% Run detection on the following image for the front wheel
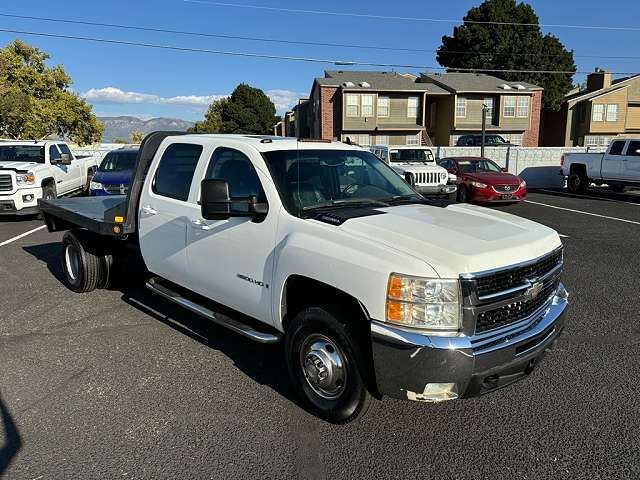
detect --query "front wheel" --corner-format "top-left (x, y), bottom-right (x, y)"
top-left (567, 172), bottom-right (588, 193)
top-left (457, 185), bottom-right (470, 203)
top-left (284, 307), bottom-right (372, 423)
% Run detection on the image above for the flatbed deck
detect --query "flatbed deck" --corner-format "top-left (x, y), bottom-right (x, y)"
top-left (39, 196), bottom-right (129, 236)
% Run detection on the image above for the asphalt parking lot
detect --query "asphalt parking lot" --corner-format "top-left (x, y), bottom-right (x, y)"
top-left (1, 189), bottom-right (639, 480)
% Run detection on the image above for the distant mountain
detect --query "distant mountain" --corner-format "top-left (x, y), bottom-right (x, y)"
top-left (98, 116), bottom-right (195, 142)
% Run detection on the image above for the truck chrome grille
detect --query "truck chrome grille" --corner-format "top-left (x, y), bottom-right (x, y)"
top-left (476, 249), bottom-right (563, 298)
top-left (0, 174), bottom-right (12, 191)
top-left (475, 279), bottom-right (559, 333)
top-left (104, 184), bottom-right (127, 194)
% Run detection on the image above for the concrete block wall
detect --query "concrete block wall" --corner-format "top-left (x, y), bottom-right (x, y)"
top-left (433, 146), bottom-right (606, 188)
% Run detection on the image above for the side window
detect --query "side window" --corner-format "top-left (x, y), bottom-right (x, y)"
top-left (152, 143), bottom-right (203, 201)
top-left (206, 148), bottom-right (265, 202)
top-left (49, 145), bottom-right (61, 162)
top-left (58, 144), bottom-right (73, 159)
top-left (609, 141), bottom-right (626, 156)
top-left (628, 140), bottom-right (640, 157)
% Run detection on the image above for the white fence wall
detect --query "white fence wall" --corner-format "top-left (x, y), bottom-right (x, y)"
top-left (432, 146), bottom-right (606, 188)
top-left (73, 144), bottom-right (130, 161)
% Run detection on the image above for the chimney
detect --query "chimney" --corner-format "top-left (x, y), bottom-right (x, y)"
top-left (586, 67), bottom-right (613, 92)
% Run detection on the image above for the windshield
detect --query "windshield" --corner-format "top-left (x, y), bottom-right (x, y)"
top-left (262, 149), bottom-right (420, 216)
top-left (0, 145), bottom-right (45, 164)
top-left (457, 159), bottom-right (502, 173)
top-left (99, 151), bottom-right (137, 172)
top-left (390, 149), bottom-right (434, 163)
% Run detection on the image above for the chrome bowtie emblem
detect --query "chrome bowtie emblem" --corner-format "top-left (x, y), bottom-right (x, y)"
top-left (524, 281), bottom-right (543, 300)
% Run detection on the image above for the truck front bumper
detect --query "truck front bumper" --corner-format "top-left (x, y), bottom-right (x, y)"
top-left (415, 184), bottom-right (457, 196)
top-left (0, 187), bottom-right (43, 215)
top-left (370, 284), bottom-right (568, 401)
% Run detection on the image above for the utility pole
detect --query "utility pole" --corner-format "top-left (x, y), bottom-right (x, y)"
top-left (481, 103), bottom-right (487, 158)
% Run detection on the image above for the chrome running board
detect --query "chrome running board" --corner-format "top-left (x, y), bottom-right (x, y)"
top-left (145, 276), bottom-right (281, 344)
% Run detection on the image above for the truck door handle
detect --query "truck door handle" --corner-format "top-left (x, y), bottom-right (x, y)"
top-left (190, 219), bottom-right (213, 230)
top-left (141, 205), bottom-right (158, 215)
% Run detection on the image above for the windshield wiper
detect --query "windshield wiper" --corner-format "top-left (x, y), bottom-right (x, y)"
top-left (380, 194), bottom-right (428, 205)
top-left (302, 198), bottom-right (390, 211)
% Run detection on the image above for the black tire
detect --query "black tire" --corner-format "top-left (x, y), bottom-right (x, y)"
top-left (42, 183), bottom-right (56, 201)
top-left (457, 185), bottom-right (469, 203)
top-left (447, 191), bottom-right (458, 203)
top-left (567, 172), bottom-right (588, 193)
top-left (609, 184), bottom-right (626, 193)
top-left (61, 230), bottom-right (105, 293)
top-left (285, 306), bottom-right (372, 424)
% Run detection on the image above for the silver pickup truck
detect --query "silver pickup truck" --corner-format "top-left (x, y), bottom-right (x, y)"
top-left (561, 138), bottom-right (640, 193)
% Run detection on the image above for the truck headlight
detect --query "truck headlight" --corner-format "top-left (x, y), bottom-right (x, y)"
top-left (386, 274), bottom-right (461, 331)
top-left (16, 173), bottom-right (35, 186)
top-left (90, 181), bottom-right (103, 190)
top-left (440, 172), bottom-right (448, 181)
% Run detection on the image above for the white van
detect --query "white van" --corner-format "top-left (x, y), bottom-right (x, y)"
top-left (370, 146), bottom-right (456, 198)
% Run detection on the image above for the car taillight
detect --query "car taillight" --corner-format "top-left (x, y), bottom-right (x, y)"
top-left (560, 155), bottom-right (565, 167)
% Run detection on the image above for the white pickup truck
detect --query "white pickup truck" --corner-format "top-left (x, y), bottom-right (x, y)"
top-left (40, 133), bottom-right (568, 423)
top-left (370, 145), bottom-right (456, 199)
top-left (0, 141), bottom-right (99, 215)
top-left (561, 138), bottom-right (640, 193)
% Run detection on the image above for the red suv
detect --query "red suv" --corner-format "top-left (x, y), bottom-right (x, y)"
top-left (438, 157), bottom-right (527, 203)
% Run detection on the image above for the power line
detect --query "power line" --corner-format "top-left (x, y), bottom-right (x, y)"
top-left (0, 27), bottom-right (638, 76)
top-left (2, 12), bottom-right (640, 61)
top-left (184, 0), bottom-right (640, 32)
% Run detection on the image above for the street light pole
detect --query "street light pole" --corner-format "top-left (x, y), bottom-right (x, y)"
top-left (481, 103), bottom-right (487, 158)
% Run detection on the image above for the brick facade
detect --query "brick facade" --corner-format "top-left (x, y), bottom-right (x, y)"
top-left (522, 90), bottom-right (543, 147)
top-left (319, 86), bottom-right (339, 140)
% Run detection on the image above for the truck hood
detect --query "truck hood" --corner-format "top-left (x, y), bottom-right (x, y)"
top-left (391, 163), bottom-right (442, 172)
top-left (338, 203), bottom-right (560, 278)
top-left (464, 171), bottom-right (521, 185)
top-left (93, 169), bottom-right (133, 185)
top-left (0, 161), bottom-right (40, 172)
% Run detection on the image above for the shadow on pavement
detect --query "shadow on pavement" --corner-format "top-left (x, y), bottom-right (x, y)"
top-left (22, 242), bottom-right (66, 284)
top-left (0, 393), bottom-right (22, 476)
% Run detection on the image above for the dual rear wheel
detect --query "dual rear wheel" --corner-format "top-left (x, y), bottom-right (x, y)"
top-left (61, 230), bottom-right (115, 292)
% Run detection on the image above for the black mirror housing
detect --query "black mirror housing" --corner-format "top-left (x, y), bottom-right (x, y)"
top-left (201, 178), bottom-right (231, 220)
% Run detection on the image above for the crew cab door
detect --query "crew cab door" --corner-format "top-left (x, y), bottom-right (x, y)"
top-left (138, 141), bottom-right (206, 286)
top-left (58, 144), bottom-right (83, 190)
top-left (600, 140), bottom-right (627, 181)
top-left (621, 140), bottom-right (640, 182)
top-left (185, 145), bottom-right (278, 324)
top-left (48, 145), bottom-right (72, 194)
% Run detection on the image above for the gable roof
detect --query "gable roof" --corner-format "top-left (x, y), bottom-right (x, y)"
top-left (420, 72), bottom-right (542, 93)
top-left (564, 74), bottom-right (640, 104)
top-left (314, 70), bottom-right (448, 94)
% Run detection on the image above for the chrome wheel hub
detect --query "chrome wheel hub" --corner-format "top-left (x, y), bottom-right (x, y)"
top-left (65, 244), bottom-right (80, 281)
top-left (300, 334), bottom-right (346, 400)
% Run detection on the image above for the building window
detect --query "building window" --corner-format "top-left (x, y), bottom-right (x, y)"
top-left (504, 133), bottom-right (523, 145)
top-left (585, 135), bottom-right (611, 147)
top-left (455, 97), bottom-right (466, 118)
top-left (504, 97), bottom-right (516, 118)
top-left (346, 94), bottom-right (359, 117)
top-left (606, 104), bottom-right (618, 122)
top-left (376, 135), bottom-right (388, 145)
top-left (358, 134), bottom-right (370, 146)
top-left (484, 97), bottom-right (494, 120)
top-left (408, 97), bottom-right (419, 118)
top-left (377, 96), bottom-right (389, 117)
top-left (406, 134), bottom-right (419, 145)
top-left (592, 104), bottom-right (604, 122)
top-left (516, 96), bottom-right (529, 118)
top-left (451, 134), bottom-right (462, 145)
top-left (361, 94), bottom-right (374, 117)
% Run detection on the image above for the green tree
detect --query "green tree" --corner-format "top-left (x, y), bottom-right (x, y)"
top-left (129, 130), bottom-right (145, 143)
top-left (436, 0), bottom-right (576, 110)
top-left (190, 84), bottom-right (278, 134)
top-left (0, 40), bottom-right (103, 144)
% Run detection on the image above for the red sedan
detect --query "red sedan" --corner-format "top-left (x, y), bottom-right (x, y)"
top-left (438, 157), bottom-right (527, 204)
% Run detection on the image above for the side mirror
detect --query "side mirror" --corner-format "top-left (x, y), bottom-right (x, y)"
top-left (200, 178), bottom-right (268, 220)
top-left (61, 153), bottom-right (72, 165)
top-left (447, 168), bottom-right (458, 175)
top-left (501, 167), bottom-right (508, 172)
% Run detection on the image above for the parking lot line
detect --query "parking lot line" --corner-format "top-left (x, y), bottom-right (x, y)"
top-left (524, 200), bottom-right (640, 226)
top-left (0, 225), bottom-right (47, 247)
top-left (538, 189), bottom-right (640, 206)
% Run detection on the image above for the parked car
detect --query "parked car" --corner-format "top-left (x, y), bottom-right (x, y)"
top-left (90, 147), bottom-right (139, 196)
top-left (40, 133), bottom-right (567, 423)
top-left (370, 145), bottom-right (456, 199)
top-left (561, 138), bottom-right (640, 193)
top-left (0, 141), bottom-right (98, 215)
top-left (438, 157), bottom-right (527, 203)
top-left (456, 134), bottom-right (514, 147)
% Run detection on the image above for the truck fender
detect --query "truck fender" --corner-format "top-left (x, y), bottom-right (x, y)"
top-left (40, 177), bottom-right (55, 188)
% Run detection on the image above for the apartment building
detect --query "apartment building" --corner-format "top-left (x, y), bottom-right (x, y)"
top-left (419, 73), bottom-right (543, 146)
top-left (542, 69), bottom-right (640, 147)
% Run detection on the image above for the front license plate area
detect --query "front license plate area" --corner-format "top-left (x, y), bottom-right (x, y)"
top-left (501, 194), bottom-right (513, 200)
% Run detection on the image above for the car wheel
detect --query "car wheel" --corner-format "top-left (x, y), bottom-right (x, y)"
top-left (609, 184), bottom-right (626, 193)
top-left (457, 185), bottom-right (469, 203)
top-left (285, 306), bottom-right (372, 424)
top-left (61, 230), bottom-right (107, 293)
top-left (447, 191), bottom-right (458, 203)
top-left (42, 183), bottom-right (56, 201)
top-left (567, 172), bottom-right (588, 193)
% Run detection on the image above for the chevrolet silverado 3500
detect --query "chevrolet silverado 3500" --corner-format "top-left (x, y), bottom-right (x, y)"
top-left (39, 132), bottom-right (568, 423)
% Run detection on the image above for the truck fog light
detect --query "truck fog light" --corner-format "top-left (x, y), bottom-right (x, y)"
top-left (22, 194), bottom-right (35, 202)
top-left (552, 284), bottom-right (568, 305)
top-left (406, 383), bottom-right (459, 402)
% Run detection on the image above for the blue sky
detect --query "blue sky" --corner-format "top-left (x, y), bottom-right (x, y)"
top-left (1, 0), bottom-right (639, 121)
